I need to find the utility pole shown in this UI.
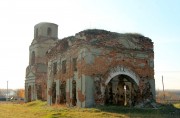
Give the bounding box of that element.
[162,76,165,101]
[7,81,8,101]
[124,85,127,106]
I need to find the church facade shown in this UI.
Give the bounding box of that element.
[25,22,155,107]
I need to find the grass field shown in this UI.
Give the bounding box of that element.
[0,101,179,118]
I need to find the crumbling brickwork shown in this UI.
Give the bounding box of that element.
[25,22,155,108]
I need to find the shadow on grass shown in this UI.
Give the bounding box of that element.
[95,104,180,118]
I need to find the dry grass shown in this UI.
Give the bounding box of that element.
[0,101,179,118]
[0,101,48,118]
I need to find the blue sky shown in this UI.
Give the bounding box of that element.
[0,0,179,90]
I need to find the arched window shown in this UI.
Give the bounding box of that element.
[31,51,35,65]
[36,28,38,38]
[47,27,52,36]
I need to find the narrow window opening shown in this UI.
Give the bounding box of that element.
[36,28,38,38]
[47,27,52,36]
[62,60,66,74]
[36,84,42,100]
[53,62,57,75]
[73,58,77,71]
[60,81,66,104]
[28,86,31,102]
[52,82,56,104]
[31,51,35,65]
[72,80,77,106]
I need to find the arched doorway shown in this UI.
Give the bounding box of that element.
[72,80,77,106]
[105,74,138,106]
[52,82,56,104]
[60,81,66,104]
[28,86,31,102]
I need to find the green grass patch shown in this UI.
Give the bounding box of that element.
[0,101,180,118]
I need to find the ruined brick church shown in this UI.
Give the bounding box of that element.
[25,22,155,107]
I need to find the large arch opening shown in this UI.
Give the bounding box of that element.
[28,86,31,102]
[105,74,138,106]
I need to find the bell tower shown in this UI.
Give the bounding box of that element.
[25,22,58,102]
[34,22,58,39]
[29,22,58,65]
